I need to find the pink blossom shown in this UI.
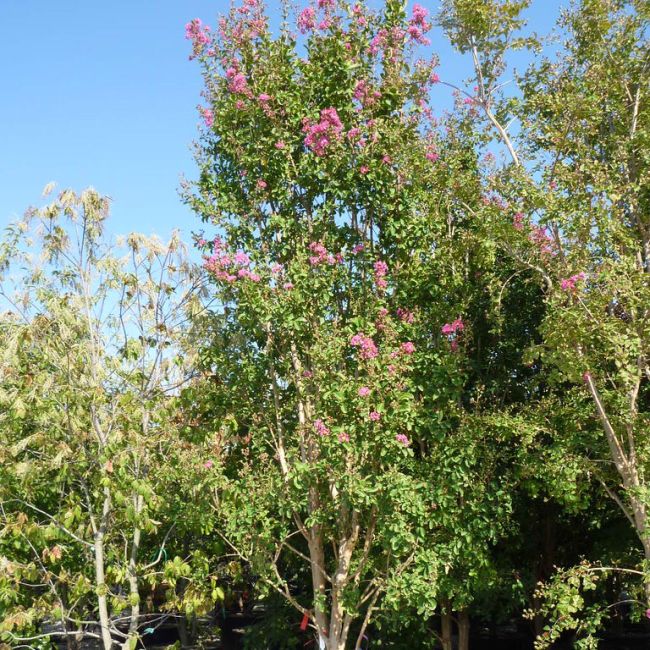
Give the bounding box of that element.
[338,432,350,443]
[185,19,211,59]
[235,99,246,110]
[426,150,439,162]
[204,460,214,469]
[303,108,344,156]
[358,386,371,397]
[352,243,364,254]
[369,29,387,55]
[248,272,261,282]
[350,333,378,360]
[234,251,250,266]
[513,212,525,230]
[373,260,388,290]
[313,418,330,436]
[395,433,410,446]
[441,318,464,335]
[229,72,249,95]
[271,263,283,274]
[530,225,554,255]
[560,272,586,293]
[258,93,271,102]
[275,140,286,149]
[360,165,370,175]
[382,155,392,164]
[308,241,331,266]
[302,370,313,378]
[450,340,459,352]
[199,106,214,127]
[369,411,381,421]
[347,127,361,141]
[283,282,294,290]
[256,179,267,190]
[582,371,591,384]
[430,72,440,83]
[401,341,415,355]
[374,260,388,276]
[298,7,316,33]
[397,308,414,324]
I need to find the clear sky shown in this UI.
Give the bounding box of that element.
[0,1,565,242]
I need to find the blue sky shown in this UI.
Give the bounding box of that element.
[0,1,564,242]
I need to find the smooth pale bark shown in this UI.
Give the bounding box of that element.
[123,493,144,650]
[94,488,113,650]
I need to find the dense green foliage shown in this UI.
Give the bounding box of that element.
[1,1,649,649]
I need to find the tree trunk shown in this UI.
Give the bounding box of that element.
[123,493,143,650]
[642,536,650,604]
[458,609,470,650]
[94,529,113,650]
[441,603,453,650]
[307,519,329,649]
[93,486,113,650]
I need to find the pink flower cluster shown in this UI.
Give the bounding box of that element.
[353,80,381,107]
[441,318,464,335]
[298,7,316,33]
[338,432,350,443]
[397,308,415,324]
[530,225,554,256]
[303,108,344,156]
[204,239,260,283]
[513,212,525,230]
[401,341,415,355]
[358,386,371,397]
[350,333,378,360]
[313,419,330,436]
[221,0,266,46]
[185,19,211,59]
[226,67,251,96]
[395,433,410,446]
[560,272,586,292]
[369,411,381,421]
[199,106,214,128]
[407,4,431,46]
[308,241,341,266]
[374,260,388,290]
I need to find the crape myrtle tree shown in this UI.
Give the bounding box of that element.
[186,1,535,648]
[0,188,210,649]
